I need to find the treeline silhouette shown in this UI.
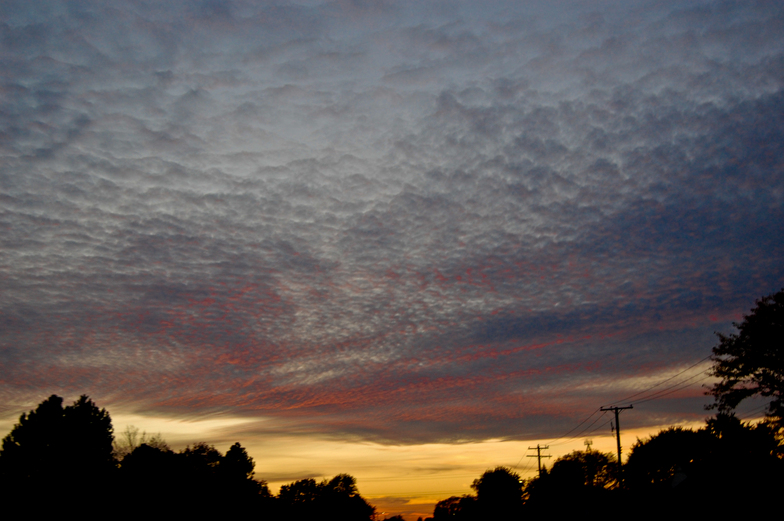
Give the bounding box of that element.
[0,395,375,519]
[425,413,783,520]
[2,396,782,520]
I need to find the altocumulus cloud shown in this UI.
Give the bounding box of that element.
[1,0,783,443]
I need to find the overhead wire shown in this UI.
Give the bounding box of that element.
[544,408,602,446]
[602,355,712,407]
[630,372,713,405]
[737,402,771,421]
[513,354,718,478]
[549,410,609,447]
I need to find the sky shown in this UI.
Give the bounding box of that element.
[1,0,783,517]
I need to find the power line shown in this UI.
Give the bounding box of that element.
[550,411,609,447]
[512,354,716,477]
[545,408,603,446]
[737,402,771,421]
[631,372,712,405]
[603,355,712,407]
[582,419,613,439]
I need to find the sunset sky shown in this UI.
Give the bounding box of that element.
[1,0,783,518]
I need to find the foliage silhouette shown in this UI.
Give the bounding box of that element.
[278,474,375,521]
[116,439,272,516]
[471,466,523,519]
[221,441,260,487]
[0,395,115,507]
[1,396,378,518]
[523,449,616,515]
[432,494,477,520]
[708,288,784,430]
[624,427,713,491]
[624,416,783,515]
[548,449,617,489]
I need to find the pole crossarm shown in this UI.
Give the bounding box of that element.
[600,405,633,485]
[526,444,551,477]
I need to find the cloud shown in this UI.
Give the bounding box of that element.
[1,0,782,444]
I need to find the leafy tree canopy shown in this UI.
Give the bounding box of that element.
[0,394,115,504]
[624,427,713,490]
[432,495,477,521]
[278,474,375,521]
[708,288,784,429]
[470,466,522,503]
[222,441,256,480]
[548,449,617,489]
[1,394,114,474]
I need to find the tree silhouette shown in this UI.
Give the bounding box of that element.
[432,495,477,520]
[222,442,256,480]
[219,442,270,506]
[0,395,115,506]
[708,288,784,430]
[1,395,65,482]
[278,474,375,521]
[624,417,783,516]
[470,467,522,519]
[279,477,321,507]
[63,395,115,474]
[624,427,712,492]
[548,449,617,489]
[523,450,616,515]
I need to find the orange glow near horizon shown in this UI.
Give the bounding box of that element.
[97,413,728,521]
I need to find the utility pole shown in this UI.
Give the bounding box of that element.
[527,444,551,477]
[600,405,632,484]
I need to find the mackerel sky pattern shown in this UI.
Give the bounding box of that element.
[1,0,783,443]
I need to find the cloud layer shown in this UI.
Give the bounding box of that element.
[1,0,783,443]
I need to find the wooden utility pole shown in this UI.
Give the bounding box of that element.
[600,405,633,483]
[527,444,551,477]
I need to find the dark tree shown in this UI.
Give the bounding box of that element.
[117,440,271,516]
[0,395,115,506]
[523,450,616,515]
[220,442,270,504]
[177,441,224,499]
[624,427,713,492]
[324,473,359,495]
[432,495,478,520]
[118,442,179,507]
[222,442,255,479]
[62,395,115,474]
[279,477,321,507]
[278,474,375,521]
[470,467,522,519]
[1,394,66,489]
[548,449,617,489]
[702,413,783,496]
[708,288,784,429]
[623,418,783,516]
[181,441,222,468]
[320,474,376,521]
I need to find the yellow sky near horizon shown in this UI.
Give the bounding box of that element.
[101,412,715,520]
[0,404,766,520]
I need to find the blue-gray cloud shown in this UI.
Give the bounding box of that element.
[1,0,782,442]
